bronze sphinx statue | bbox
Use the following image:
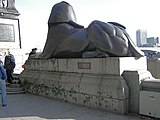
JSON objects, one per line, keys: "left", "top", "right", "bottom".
{"left": 37, "top": 1, "right": 144, "bottom": 59}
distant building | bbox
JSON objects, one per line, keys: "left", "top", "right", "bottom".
{"left": 147, "top": 37, "right": 159, "bottom": 47}
{"left": 156, "top": 37, "right": 159, "bottom": 45}
{"left": 136, "top": 29, "right": 147, "bottom": 47}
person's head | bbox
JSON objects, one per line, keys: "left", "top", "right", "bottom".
{"left": 32, "top": 48, "right": 37, "bottom": 51}
{"left": 5, "top": 49, "right": 11, "bottom": 55}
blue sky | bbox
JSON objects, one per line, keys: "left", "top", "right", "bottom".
{"left": 15, "top": 0, "right": 160, "bottom": 51}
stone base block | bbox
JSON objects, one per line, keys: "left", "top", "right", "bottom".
{"left": 20, "top": 70, "right": 129, "bottom": 114}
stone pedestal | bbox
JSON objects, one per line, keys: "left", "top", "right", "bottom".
{"left": 20, "top": 57, "right": 149, "bottom": 114}
{"left": 0, "top": 0, "right": 25, "bottom": 73}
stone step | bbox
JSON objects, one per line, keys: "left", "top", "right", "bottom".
{"left": 3, "top": 74, "right": 26, "bottom": 94}
{"left": 13, "top": 75, "right": 19, "bottom": 80}
{"left": 8, "top": 83, "right": 22, "bottom": 88}
{"left": 0, "top": 87, "right": 26, "bottom": 95}
{"left": 5, "top": 83, "right": 26, "bottom": 94}
{"left": 5, "top": 73, "right": 21, "bottom": 86}
{"left": 6, "top": 87, "right": 24, "bottom": 92}
{"left": 6, "top": 91, "right": 26, "bottom": 94}
{"left": 7, "top": 82, "right": 26, "bottom": 94}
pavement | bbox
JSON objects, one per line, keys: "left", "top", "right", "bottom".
{"left": 0, "top": 93, "right": 146, "bottom": 120}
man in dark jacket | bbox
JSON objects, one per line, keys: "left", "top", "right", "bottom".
{"left": 4, "top": 52, "right": 15, "bottom": 84}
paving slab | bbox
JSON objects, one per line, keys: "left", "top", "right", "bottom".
{"left": 0, "top": 93, "right": 148, "bottom": 120}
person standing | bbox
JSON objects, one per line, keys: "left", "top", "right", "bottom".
{"left": 4, "top": 51, "right": 15, "bottom": 84}
{"left": 0, "top": 59, "right": 7, "bottom": 107}
{"left": 29, "top": 48, "right": 37, "bottom": 57}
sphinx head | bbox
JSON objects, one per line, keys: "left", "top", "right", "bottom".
{"left": 48, "top": 1, "right": 83, "bottom": 28}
